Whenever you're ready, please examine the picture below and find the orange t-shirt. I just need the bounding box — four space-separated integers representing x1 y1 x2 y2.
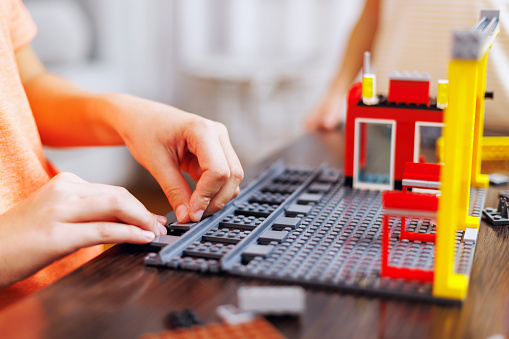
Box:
0 0 102 309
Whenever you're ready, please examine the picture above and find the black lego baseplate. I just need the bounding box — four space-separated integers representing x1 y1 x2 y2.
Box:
144 162 486 304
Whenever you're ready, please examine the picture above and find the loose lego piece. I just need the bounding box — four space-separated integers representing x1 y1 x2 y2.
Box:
483 192 509 226
165 309 204 330
216 304 255 325
238 286 305 315
141 317 285 339
489 173 509 185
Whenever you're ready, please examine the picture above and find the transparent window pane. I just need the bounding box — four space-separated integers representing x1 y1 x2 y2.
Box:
357 122 392 185
418 125 442 164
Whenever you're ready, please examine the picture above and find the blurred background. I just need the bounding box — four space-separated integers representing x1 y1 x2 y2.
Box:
24 0 362 205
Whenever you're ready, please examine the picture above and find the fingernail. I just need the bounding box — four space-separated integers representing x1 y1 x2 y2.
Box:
176 205 188 222
158 222 167 235
193 209 204 222
142 231 156 242
154 214 168 224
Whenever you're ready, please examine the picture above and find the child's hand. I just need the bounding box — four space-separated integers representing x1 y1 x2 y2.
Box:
109 95 244 223
305 92 345 131
0 172 165 288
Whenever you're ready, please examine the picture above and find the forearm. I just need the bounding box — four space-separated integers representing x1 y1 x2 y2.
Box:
24 72 123 147
327 0 380 96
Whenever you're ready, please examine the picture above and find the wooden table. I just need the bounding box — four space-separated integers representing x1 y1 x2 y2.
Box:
1 131 509 339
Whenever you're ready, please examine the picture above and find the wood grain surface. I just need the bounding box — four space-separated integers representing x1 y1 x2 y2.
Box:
1 131 509 339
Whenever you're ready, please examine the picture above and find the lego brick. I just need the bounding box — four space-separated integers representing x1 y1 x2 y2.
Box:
297 193 324 204
285 204 312 217
426 181 441 189
389 71 430 82
483 207 509 226
463 228 478 243
216 304 255 325
238 286 305 315
165 309 204 329
383 191 439 214
307 182 332 193
169 223 196 232
489 173 509 185
258 230 288 244
317 170 342 183
403 162 441 182
242 244 275 261
402 179 428 188
149 235 181 248
387 72 430 106
140 317 285 339
272 216 301 230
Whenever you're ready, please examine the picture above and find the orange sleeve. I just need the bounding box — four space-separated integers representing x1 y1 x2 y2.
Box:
9 0 37 52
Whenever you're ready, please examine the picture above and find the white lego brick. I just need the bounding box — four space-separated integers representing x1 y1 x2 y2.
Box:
238 286 305 315
489 173 509 185
412 188 441 195
389 71 430 82
463 228 478 243
216 304 255 325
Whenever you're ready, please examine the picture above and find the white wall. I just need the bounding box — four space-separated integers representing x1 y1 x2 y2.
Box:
25 0 362 183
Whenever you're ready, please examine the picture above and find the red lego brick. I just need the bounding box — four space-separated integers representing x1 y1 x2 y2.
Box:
140 317 285 339
388 79 430 106
403 162 441 182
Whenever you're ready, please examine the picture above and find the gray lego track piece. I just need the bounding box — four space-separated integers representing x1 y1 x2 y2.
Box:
144 164 486 305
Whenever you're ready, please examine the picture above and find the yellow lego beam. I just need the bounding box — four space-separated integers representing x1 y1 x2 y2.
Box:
436 136 509 162
433 10 499 300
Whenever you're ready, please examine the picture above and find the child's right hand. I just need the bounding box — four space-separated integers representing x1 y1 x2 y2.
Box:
0 172 165 288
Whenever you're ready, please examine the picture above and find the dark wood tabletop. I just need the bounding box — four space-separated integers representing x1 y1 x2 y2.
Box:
1 131 509 339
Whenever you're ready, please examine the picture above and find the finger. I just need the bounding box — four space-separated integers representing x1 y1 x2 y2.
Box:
187 123 231 221
154 214 168 225
62 193 167 236
65 222 156 250
203 124 244 216
305 111 320 132
149 152 193 223
233 187 240 199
